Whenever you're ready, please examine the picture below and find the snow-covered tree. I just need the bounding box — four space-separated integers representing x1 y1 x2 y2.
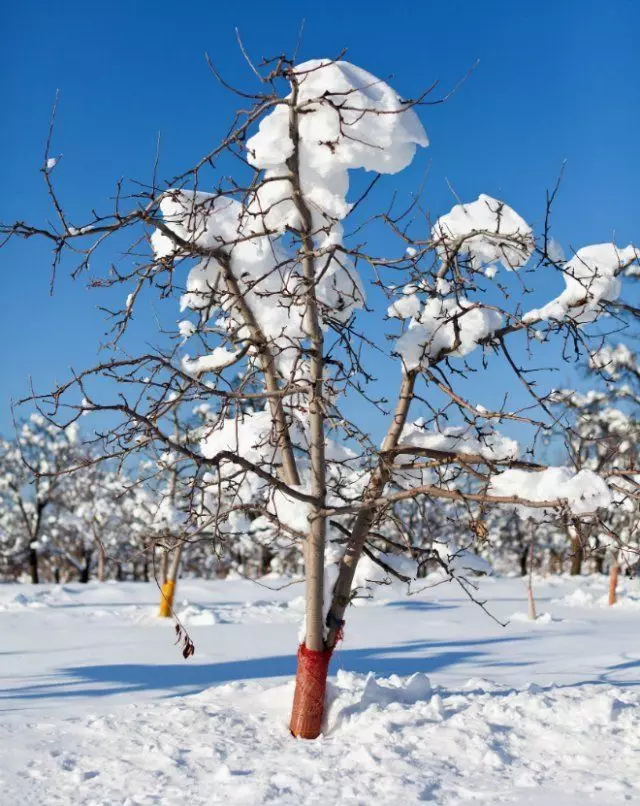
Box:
0 415 86 583
3 53 638 738
551 340 640 596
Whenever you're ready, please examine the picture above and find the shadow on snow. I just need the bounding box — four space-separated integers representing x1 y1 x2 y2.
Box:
0 636 533 704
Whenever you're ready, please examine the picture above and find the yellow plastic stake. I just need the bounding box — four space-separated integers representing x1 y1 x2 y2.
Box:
158 579 176 618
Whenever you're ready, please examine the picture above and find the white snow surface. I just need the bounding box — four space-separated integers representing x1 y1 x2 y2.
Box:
2 575 640 805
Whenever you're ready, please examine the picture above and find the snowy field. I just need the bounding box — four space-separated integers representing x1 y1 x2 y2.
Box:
2 574 640 805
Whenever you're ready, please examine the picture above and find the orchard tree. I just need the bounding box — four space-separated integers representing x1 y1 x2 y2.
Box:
0 415 86 583
552 340 640 597
3 52 639 739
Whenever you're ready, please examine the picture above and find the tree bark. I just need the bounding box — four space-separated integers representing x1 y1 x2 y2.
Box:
527 584 537 621
568 521 583 576
159 548 169 586
97 543 105 583
29 546 39 585
608 563 619 606
569 544 582 576
286 80 329 739
527 534 537 620
519 545 529 577
27 500 46 585
260 545 274 577
79 550 91 584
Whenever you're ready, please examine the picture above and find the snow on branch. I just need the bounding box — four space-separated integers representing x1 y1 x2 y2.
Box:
524 244 640 325
432 194 534 271
488 466 612 519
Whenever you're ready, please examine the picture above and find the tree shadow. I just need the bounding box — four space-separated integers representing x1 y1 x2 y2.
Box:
0 635 532 704
383 600 457 612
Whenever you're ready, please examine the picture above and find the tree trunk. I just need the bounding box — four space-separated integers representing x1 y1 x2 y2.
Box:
519 545 529 577
569 523 583 576
608 564 619 606
290 373 416 738
289 644 333 739
29 546 39 584
79 549 92 583
527 584 537 621
527 532 537 620
286 83 329 740
97 543 105 583
569 543 583 576
160 548 169 586
260 545 274 577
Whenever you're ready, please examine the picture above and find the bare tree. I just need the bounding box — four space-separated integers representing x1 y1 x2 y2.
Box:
3 49 639 739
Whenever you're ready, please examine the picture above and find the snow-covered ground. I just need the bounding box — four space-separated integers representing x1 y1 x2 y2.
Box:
2 573 640 805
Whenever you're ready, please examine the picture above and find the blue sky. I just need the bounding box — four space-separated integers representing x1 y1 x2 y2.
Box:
1 0 638 445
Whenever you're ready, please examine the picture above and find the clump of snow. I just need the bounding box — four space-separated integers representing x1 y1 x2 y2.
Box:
181 347 239 377
394 297 502 370
589 342 637 378
247 59 428 184
178 320 196 341
432 194 534 271
199 408 280 464
387 293 421 320
398 419 520 461
153 190 244 255
553 588 596 607
489 466 612 518
245 59 427 323
547 237 565 263
326 669 433 730
176 604 218 626
312 224 366 322
524 243 639 325
509 611 556 624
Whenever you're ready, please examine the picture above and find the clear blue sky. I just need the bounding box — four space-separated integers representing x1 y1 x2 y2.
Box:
1 0 639 444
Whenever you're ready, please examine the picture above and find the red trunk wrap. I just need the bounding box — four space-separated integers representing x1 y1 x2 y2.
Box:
289 643 333 739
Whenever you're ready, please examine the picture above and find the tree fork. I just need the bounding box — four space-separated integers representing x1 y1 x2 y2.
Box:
326 372 417 649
